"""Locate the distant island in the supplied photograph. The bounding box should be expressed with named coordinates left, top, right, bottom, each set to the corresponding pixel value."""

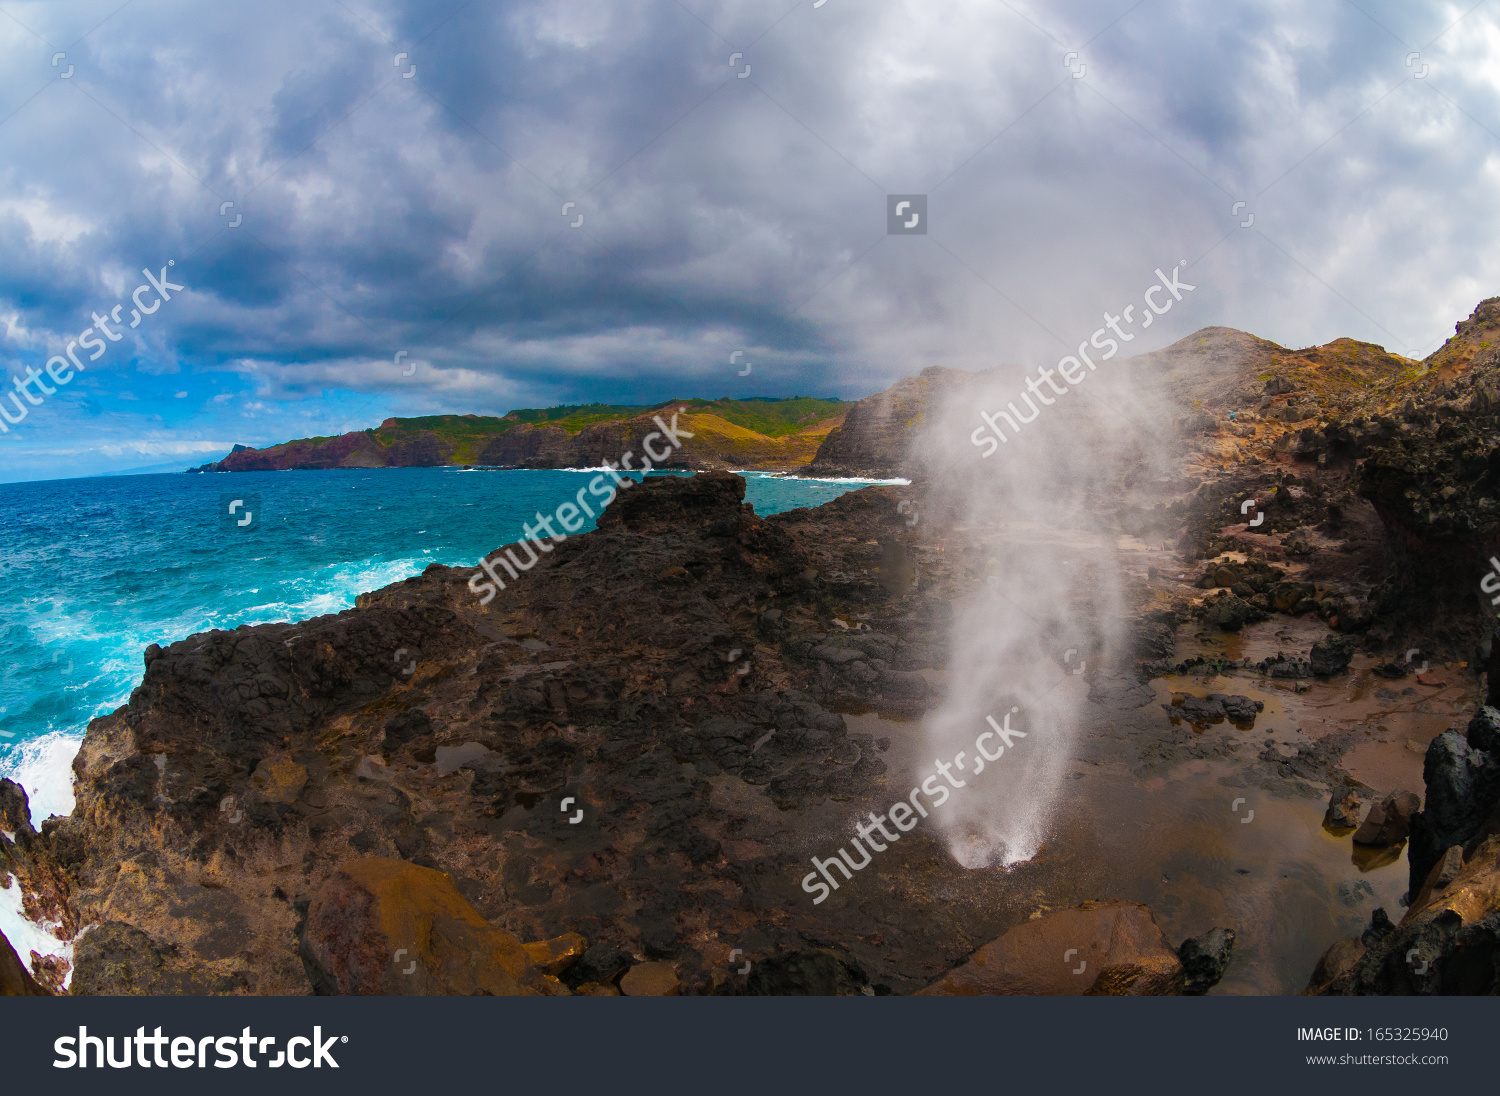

left=187, top=396, right=854, bottom=474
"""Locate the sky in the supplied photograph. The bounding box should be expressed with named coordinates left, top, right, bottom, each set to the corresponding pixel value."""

left=1, top=0, right=1498, bottom=482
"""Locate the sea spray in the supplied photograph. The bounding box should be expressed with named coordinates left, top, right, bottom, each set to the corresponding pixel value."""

left=914, top=344, right=1184, bottom=869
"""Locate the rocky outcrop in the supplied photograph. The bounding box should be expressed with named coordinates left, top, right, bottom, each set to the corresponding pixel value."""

left=1407, top=707, right=1500, bottom=897
left=805, top=366, right=971, bottom=478
left=1350, top=790, right=1420, bottom=847
left=0, top=780, right=74, bottom=991
left=1305, top=836, right=1500, bottom=995
left=71, top=921, right=222, bottom=995
left=1178, top=927, right=1236, bottom=995
left=1306, top=702, right=1500, bottom=994
left=915, top=901, right=1214, bottom=996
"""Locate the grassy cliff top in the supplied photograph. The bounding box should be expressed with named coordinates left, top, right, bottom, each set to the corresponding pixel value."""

left=375, top=396, right=850, bottom=444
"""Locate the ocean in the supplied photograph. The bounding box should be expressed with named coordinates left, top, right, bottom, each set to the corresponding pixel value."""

left=0, top=466, right=898, bottom=828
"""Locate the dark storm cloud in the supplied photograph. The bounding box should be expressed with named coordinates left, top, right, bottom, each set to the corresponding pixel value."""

left=0, top=0, right=1499, bottom=480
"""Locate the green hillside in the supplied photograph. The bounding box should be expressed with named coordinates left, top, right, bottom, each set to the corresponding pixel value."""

left=371, top=397, right=849, bottom=457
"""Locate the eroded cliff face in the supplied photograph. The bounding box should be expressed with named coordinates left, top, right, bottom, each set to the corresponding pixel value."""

left=804, top=367, right=976, bottom=478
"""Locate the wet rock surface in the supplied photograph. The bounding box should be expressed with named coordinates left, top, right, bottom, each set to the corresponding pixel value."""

left=1306, top=835, right=1500, bottom=995
left=1350, top=791, right=1420, bottom=847
left=916, top=901, right=1193, bottom=996
left=1407, top=707, right=1500, bottom=897
left=1178, top=927, right=1236, bottom=995
left=1163, top=693, right=1263, bottom=727
left=1323, top=782, right=1364, bottom=830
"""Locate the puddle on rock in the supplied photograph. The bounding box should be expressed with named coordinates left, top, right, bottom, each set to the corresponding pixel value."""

left=790, top=690, right=1411, bottom=995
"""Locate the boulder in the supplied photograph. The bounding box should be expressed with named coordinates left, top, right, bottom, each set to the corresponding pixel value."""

left=916, top=900, right=1185, bottom=996
left=1351, top=791, right=1420, bottom=846
left=1220, top=694, right=1263, bottom=724
left=1308, top=836, right=1500, bottom=994
left=522, top=932, right=588, bottom=976
left=1407, top=710, right=1500, bottom=896
left=619, top=961, right=680, bottom=996
left=1323, top=783, right=1363, bottom=829
left=1309, top=635, right=1355, bottom=677
left=0, top=928, right=49, bottom=996
left=1302, top=938, right=1366, bottom=995
left=299, top=857, right=555, bottom=996
left=1203, top=595, right=1262, bottom=632
left=1270, top=581, right=1314, bottom=613
left=1164, top=694, right=1262, bottom=727
left=1212, top=563, right=1247, bottom=588
left=1177, top=928, right=1236, bottom=995
left=567, top=943, right=631, bottom=988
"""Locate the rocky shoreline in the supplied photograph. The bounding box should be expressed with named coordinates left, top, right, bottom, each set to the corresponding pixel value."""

left=8, top=298, right=1500, bottom=996
left=0, top=472, right=1240, bottom=995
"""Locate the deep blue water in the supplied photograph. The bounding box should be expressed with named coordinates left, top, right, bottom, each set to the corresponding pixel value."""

left=0, top=467, right=896, bottom=822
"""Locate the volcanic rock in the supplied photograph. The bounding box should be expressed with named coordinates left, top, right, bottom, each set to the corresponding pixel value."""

left=1302, top=938, right=1367, bottom=995
left=0, top=780, right=75, bottom=942
left=1220, top=695, right=1264, bottom=724
left=71, top=921, right=218, bottom=996
left=1177, top=927, right=1236, bottom=995
left=1202, top=594, right=1264, bottom=632
left=1350, top=791, right=1420, bottom=846
left=299, top=857, right=554, bottom=996
left=915, top=900, right=1186, bottom=996
left=1307, top=835, right=1500, bottom=994
left=1163, top=694, right=1262, bottom=727
left=0, top=928, right=49, bottom=996
left=1323, top=782, right=1363, bottom=829
left=1406, top=708, right=1500, bottom=897
left=523, top=932, right=587, bottom=976
left=745, top=950, right=872, bottom=996
left=1408, top=846, right=1465, bottom=912
left=1309, top=635, right=1354, bottom=677
left=619, top=961, right=680, bottom=996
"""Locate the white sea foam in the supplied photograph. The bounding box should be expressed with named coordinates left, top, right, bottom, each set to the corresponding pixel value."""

left=0, top=875, right=73, bottom=988
left=788, top=476, right=912, bottom=485
left=0, top=729, right=81, bottom=988
left=0, top=729, right=82, bottom=827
